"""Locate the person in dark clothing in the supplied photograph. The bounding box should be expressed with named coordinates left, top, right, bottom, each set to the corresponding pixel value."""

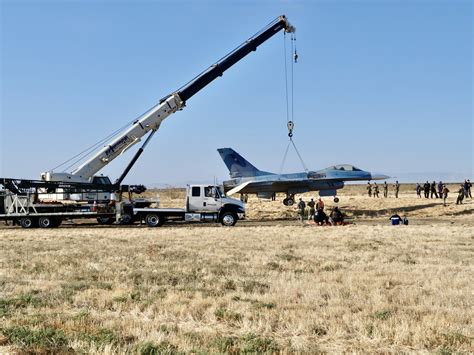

left=430, top=181, right=438, bottom=198
left=416, top=183, right=421, bottom=198
left=456, top=185, right=464, bottom=205
left=314, top=209, right=329, bottom=225
left=423, top=181, right=430, bottom=198
left=437, top=181, right=443, bottom=198
left=468, top=179, right=472, bottom=198
left=464, top=180, right=470, bottom=198
left=297, top=198, right=306, bottom=222
left=307, top=198, right=316, bottom=220
left=367, top=182, right=372, bottom=197
left=329, top=206, right=344, bottom=225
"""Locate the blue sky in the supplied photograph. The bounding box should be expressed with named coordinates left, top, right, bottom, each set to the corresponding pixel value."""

left=1, top=0, right=472, bottom=186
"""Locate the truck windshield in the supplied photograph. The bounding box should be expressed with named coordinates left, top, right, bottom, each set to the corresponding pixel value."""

left=217, top=186, right=226, bottom=198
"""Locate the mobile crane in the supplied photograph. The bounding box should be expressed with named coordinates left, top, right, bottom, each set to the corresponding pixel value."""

left=0, top=15, right=295, bottom=228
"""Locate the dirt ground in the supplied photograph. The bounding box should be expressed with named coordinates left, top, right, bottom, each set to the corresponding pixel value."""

left=0, top=184, right=473, bottom=353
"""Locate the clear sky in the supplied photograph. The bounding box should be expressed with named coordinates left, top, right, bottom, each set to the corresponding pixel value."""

left=1, top=0, right=472, bottom=186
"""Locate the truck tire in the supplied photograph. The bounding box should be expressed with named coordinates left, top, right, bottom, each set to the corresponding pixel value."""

left=220, top=212, right=237, bottom=227
left=145, top=213, right=163, bottom=227
left=20, top=217, right=37, bottom=229
left=38, top=216, right=54, bottom=228
left=97, top=217, right=114, bottom=225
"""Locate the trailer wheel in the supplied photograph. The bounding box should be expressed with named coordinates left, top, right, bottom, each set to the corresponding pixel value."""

left=145, top=213, right=163, bottom=227
left=20, top=217, right=37, bottom=229
left=38, top=216, right=54, bottom=228
left=97, top=217, right=114, bottom=225
left=220, top=212, right=237, bottom=227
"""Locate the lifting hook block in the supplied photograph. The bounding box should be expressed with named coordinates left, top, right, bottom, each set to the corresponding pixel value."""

left=287, top=120, right=294, bottom=137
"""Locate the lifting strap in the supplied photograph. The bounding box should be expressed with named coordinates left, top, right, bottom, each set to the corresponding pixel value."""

left=280, top=32, right=307, bottom=173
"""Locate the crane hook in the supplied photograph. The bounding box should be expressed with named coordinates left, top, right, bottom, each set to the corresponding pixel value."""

left=294, top=50, right=298, bottom=63
left=287, top=120, right=294, bottom=137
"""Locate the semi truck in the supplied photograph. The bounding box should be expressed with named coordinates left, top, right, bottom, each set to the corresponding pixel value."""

left=0, top=15, right=295, bottom=228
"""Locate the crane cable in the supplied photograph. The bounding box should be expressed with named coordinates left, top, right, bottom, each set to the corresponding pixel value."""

left=279, top=32, right=308, bottom=173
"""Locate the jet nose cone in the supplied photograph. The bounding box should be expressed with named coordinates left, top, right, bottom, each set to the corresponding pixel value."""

left=370, top=173, right=390, bottom=180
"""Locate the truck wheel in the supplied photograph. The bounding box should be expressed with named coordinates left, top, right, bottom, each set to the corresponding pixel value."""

left=221, top=212, right=237, bottom=227
left=97, top=217, right=114, bottom=225
left=20, top=217, right=37, bottom=229
left=145, top=213, right=163, bottom=227
left=286, top=197, right=295, bottom=206
left=38, top=216, right=54, bottom=228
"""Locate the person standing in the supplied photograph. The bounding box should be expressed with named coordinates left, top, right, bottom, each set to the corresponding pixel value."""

left=394, top=181, right=400, bottom=198
left=297, top=198, right=306, bottom=222
left=438, top=181, right=443, bottom=199
left=456, top=185, right=465, bottom=205
left=423, top=181, right=430, bottom=198
left=383, top=181, right=388, bottom=198
left=373, top=183, right=379, bottom=198
left=442, top=184, right=449, bottom=206
left=307, top=198, right=316, bottom=221
left=316, top=198, right=325, bottom=212
left=464, top=180, right=470, bottom=198
left=430, top=181, right=438, bottom=199
left=367, top=182, right=372, bottom=197
left=467, top=179, right=472, bottom=198
left=416, top=183, right=421, bottom=198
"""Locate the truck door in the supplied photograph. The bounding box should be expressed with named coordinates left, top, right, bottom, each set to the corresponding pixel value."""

left=202, top=186, right=219, bottom=211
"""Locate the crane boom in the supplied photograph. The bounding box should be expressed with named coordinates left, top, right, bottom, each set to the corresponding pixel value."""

left=42, top=15, right=295, bottom=183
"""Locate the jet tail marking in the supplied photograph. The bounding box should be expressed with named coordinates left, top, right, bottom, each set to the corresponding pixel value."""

left=217, top=148, right=273, bottom=178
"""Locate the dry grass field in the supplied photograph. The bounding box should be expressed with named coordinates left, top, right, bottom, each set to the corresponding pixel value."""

left=0, top=185, right=473, bottom=353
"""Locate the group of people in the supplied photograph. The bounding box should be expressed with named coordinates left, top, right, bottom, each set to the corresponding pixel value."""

left=416, top=179, right=471, bottom=206
left=367, top=181, right=400, bottom=198
left=297, top=197, right=345, bottom=226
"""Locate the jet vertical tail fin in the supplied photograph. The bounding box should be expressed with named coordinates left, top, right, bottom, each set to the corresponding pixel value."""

left=217, top=148, right=273, bottom=178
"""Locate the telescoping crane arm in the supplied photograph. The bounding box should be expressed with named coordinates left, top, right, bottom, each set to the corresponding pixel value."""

left=42, top=15, right=295, bottom=183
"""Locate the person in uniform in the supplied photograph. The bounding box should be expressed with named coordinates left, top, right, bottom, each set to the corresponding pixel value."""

left=307, top=198, right=316, bottom=220
left=367, top=182, right=372, bottom=197
left=456, top=185, right=464, bottom=205
left=373, top=183, right=379, bottom=198
left=383, top=181, right=388, bottom=198
left=423, top=181, right=430, bottom=198
left=297, top=198, right=306, bottom=222
left=430, top=181, right=438, bottom=199
left=464, top=180, right=470, bottom=198
left=467, top=179, right=472, bottom=198
left=442, top=184, right=449, bottom=206
left=394, top=181, right=400, bottom=198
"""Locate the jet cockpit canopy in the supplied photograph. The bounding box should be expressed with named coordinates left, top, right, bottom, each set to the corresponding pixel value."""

left=331, top=164, right=362, bottom=171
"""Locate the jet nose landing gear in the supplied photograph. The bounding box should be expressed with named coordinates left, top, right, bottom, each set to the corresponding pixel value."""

left=283, top=194, right=295, bottom=206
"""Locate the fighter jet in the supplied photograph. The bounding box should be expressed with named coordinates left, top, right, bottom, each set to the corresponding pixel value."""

left=218, top=148, right=389, bottom=205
